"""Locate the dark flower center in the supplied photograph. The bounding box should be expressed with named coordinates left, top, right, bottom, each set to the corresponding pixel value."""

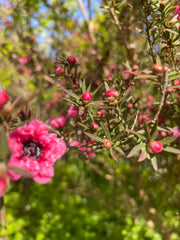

left=23, top=141, right=42, bottom=160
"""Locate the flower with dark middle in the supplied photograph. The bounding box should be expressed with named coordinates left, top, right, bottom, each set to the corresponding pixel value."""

left=8, top=120, right=66, bottom=184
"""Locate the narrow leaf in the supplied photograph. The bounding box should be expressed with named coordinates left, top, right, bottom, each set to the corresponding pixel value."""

left=100, top=122, right=111, bottom=140
left=0, top=128, right=11, bottom=163
left=127, top=142, right=145, bottom=158
left=163, top=146, right=180, bottom=154
left=151, top=156, right=158, bottom=171
left=8, top=167, right=33, bottom=178
left=84, top=132, right=104, bottom=143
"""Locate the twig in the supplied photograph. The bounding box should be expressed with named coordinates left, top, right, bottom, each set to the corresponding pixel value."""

left=0, top=197, right=6, bottom=229
left=102, top=0, right=122, bottom=33
left=131, top=108, right=139, bottom=130
left=151, top=71, right=168, bottom=124
left=142, top=1, right=156, bottom=64
left=76, top=0, right=96, bottom=45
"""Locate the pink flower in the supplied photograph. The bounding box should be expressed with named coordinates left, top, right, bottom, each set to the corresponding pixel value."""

left=67, top=105, right=78, bottom=118
left=56, top=67, right=63, bottom=74
left=19, top=56, right=28, bottom=65
left=167, top=87, right=174, bottom=93
left=174, top=78, right=180, bottom=86
left=67, top=56, right=76, bottom=64
left=82, top=92, right=92, bottom=101
left=172, top=127, right=180, bottom=140
left=69, top=141, right=81, bottom=147
left=0, top=178, right=7, bottom=197
left=127, top=103, right=133, bottom=108
left=0, top=91, right=9, bottom=107
left=35, top=66, right=42, bottom=72
left=49, top=114, right=66, bottom=128
left=175, top=5, right=180, bottom=14
left=108, top=75, right=113, bottom=81
left=147, top=141, right=163, bottom=153
left=148, top=95, right=153, bottom=101
left=106, top=89, right=119, bottom=97
left=8, top=120, right=66, bottom=184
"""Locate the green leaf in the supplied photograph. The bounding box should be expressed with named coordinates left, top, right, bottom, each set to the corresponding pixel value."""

left=127, top=142, right=145, bottom=158
left=84, top=132, right=104, bottom=143
left=143, top=121, right=151, bottom=140
left=64, top=89, right=79, bottom=101
left=151, top=156, right=158, bottom=171
left=163, top=146, right=180, bottom=155
left=0, top=128, right=11, bottom=163
left=160, top=135, right=177, bottom=144
left=100, top=122, right=111, bottom=140
left=150, top=120, right=158, bottom=137
left=8, top=167, right=33, bottom=178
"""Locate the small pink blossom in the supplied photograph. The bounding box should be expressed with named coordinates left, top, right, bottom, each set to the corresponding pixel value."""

left=97, top=109, right=105, bottom=117
left=82, top=92, right=92, bottom=101
left=56, top=67, right=63, bottom=74
left=148, top=95, right=153, bottom=101
left=70, top=141, right=81, bottom=147
left=172, top=126, right=180, bottom=140
left=87, top=151, right=95, bottom=158
left=67, top=56, right=76, bottom=64
left=35, top=66, right=42, bottom=72
left=174, top=78, right=180, bottom=86
left=8, top=120, right=66, bottom=184
left=0, top=178, right=7, bottom=197
left=49, top=114, right=66, bottom=128
left=67, top=105, right=78, bottom=118
left=175, top=5, right=180, bottom=14
left=108, top=75, right=113, bottom=81
left=167, top=87, right=174, bottom=93
left=127, top=103, right=133, bottom=108
left=0, top=91, right=9, bottom=107
left=19, top=56, right=28, bottom=65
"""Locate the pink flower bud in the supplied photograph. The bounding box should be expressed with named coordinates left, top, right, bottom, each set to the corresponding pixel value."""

left=127, top=103, right=133, bottom=108
left=174, top=78, right=180, bottom=85
left=106, top=89, right=119, bottom=98
left=132, top=64, right=139, bottom=71
left=82, top=92, right=92, bottom=101
left=108, top=75, right=113, bottom=81
left=0, top=91, right=9, bottom=107
left=67, top=56, right=76, bottom=64
left=50, top=114, right=66, bottom=128
left=167, top=87, right=174, bottom=93
left=148, top=95, right=153, bottom=101
left=104, top=140, right=112, bottom=149
left=97, top=109, right=105, bottom=117
left=91, top=122, right=98, bottom=131
left=147, top=141, right=163, bottom=153
left=19, top=56, right=28, bottom=65
left=56, top=67, right=63, bottom=74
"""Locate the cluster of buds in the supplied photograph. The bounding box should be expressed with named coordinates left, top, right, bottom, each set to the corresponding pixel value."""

left=106, top=89, right=119, bottom=105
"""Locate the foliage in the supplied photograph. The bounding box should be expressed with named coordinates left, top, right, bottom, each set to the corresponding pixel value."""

left=0, top=0, right=180, bottom=239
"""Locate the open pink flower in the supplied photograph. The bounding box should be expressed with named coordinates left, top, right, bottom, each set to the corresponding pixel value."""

left=8, top=120, right=66, bottom=184
left=49, top=114, right=66, bottom=128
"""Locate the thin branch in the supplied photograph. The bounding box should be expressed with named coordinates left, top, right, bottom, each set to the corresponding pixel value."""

left=102, top=0, right=122, bottom=33
left=151, top=71, right=168, bottom=124
left=76, top=0, right=96, bottom=45
left=131, top=108, right=139, bottom=130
